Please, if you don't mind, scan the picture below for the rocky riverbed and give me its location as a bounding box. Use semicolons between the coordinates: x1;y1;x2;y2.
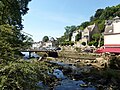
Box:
36;47;120;90
44;56;120;90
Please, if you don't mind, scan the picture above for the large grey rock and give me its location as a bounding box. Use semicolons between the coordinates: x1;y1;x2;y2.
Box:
54;80;96;90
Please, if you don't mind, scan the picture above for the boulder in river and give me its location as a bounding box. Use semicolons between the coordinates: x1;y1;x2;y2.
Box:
53;69;67;80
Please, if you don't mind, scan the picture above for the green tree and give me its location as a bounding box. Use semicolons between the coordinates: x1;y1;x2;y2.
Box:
88;41;94;46
64;25;77;41
94;9;104;18
0;0;33;60
0;0;52;89
0;0;31;29
88;41;99;47
56;36;66;45
42;36;49;42
79;21;90;30
92;33;101;41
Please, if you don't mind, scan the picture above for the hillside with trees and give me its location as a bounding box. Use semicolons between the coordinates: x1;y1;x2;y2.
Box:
58;4;120;47
80;4;120;32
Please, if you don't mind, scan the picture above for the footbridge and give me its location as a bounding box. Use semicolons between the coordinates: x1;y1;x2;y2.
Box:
21;49;58;58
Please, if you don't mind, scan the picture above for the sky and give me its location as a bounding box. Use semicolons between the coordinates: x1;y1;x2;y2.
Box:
22;0;120;42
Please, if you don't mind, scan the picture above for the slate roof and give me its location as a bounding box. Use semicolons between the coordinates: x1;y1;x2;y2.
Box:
104;25;113;34
84;23;96;32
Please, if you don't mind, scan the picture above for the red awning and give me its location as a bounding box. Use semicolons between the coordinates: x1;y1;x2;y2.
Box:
95;48;120;53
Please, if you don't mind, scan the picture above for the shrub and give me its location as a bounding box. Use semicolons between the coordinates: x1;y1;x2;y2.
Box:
101;68;120;81
60;41;74;46
70;42;74;46
109;56;120;69
93;41;98;47
0;60;50;90
75;47;81;52
81;42;86;46
88;42;93;46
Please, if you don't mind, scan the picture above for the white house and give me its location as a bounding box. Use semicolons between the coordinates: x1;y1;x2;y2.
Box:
71;30;82;42
96;16;120;53
42;40;56;48
103;16;120;53
32;41;43;49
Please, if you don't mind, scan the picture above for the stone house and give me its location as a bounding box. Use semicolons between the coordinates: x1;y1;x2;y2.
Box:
81;23;100;45
71;23;99;47
71;23;100;47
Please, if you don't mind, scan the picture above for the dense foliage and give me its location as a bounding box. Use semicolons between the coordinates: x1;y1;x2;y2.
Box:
80;4;120;33
60;41;74;46
0;0;33;60
0;0;51;90
0;61;50;89
79;21;90;30
0;0;31;29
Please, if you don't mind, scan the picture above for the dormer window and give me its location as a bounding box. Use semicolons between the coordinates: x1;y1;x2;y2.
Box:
108;30;113;33
104;25;113;34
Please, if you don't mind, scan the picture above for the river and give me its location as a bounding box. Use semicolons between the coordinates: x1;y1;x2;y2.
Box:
46;61;96;90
